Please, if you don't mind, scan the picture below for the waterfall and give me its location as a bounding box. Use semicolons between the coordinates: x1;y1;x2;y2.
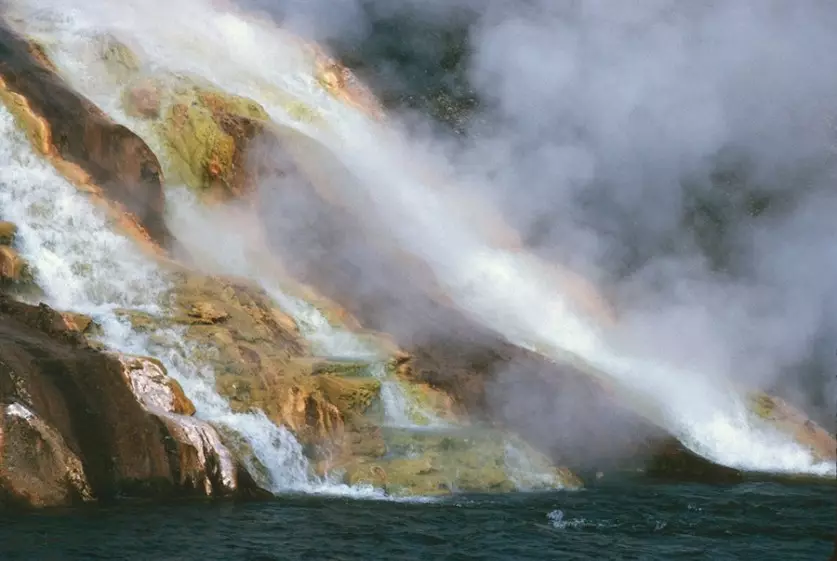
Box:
4;0;833;478
0;105;391;497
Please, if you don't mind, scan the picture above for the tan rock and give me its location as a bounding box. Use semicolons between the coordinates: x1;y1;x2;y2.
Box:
0;221;17;245
117;355;197;417
748;392;836;463
0;246;29;283
59;311;94;334
187;301;230;325
95;34;142;80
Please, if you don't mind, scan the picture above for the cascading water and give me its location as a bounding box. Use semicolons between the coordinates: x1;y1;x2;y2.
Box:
161;186;441;431
4;0;833;478
0;105;390;498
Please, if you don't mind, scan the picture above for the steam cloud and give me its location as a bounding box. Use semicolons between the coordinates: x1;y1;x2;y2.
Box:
6;0;834;468
236;0;837;429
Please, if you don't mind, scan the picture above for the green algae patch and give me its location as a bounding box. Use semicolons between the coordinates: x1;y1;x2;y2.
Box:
748;392;777;420
312;360;370;378
389;362;461;424
339;426;582;496
154;82;269;198
285;100;322;124
95;34;142;81
317;375;381;417
400;378;461;425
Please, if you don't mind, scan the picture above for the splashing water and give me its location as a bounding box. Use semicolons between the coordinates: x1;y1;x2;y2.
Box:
5;0;834;477
162;188;439;430
504;442;562;491
0;106;392;498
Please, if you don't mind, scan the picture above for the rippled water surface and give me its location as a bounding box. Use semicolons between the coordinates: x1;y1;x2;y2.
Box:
1;481;833;560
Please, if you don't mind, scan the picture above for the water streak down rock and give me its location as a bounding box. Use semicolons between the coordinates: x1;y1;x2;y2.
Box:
0;24;170;252
0;296;266;508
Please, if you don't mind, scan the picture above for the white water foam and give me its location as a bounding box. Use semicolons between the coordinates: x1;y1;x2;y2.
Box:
6;0;833;477
0;106;390;498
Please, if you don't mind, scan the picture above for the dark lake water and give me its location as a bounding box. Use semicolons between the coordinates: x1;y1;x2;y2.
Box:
1;480;833;560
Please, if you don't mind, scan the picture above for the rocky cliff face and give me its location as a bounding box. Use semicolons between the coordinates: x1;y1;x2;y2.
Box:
0;296;266;508
0;20;832;510
0;27;170;252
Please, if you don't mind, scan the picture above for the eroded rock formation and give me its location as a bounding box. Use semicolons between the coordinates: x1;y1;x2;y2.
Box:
0;25;170;251
0;296;265;508
0;19;830;510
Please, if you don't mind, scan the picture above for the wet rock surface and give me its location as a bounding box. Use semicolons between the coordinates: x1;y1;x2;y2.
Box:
0;296;265;508
107;262;585;494
0;22;830;508
0;25;170;250
0;221;35;297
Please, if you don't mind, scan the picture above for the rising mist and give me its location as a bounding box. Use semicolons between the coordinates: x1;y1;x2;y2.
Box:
6;0;834;470
232;0;837;433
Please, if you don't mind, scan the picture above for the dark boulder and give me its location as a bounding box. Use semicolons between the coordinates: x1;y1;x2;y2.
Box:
0;296;267;509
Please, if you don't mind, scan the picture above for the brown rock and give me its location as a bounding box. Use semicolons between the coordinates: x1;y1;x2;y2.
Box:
0;246;28;283
0;296;264;507
0;24;171;251
59;312;94;334
122;78;161;119
117;355;197;417
187;301;230;325
0;402;94;508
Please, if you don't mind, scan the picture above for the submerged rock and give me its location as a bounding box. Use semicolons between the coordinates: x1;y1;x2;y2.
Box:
0;24;170;252
0;296;265;508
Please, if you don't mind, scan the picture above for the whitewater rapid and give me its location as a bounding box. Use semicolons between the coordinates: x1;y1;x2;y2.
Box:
3;0;834;478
